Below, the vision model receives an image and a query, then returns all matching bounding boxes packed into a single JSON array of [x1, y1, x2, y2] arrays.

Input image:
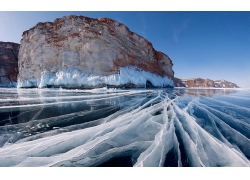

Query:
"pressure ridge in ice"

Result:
[[17, 66, 174, 88], [0, 88, 249, 167]]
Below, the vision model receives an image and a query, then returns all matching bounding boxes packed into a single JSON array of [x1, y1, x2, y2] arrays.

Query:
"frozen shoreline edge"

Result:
[[17, 66, 174, 89]]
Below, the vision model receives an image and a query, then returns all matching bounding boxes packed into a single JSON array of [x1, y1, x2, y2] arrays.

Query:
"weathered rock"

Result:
[[173, 77, 186, 87], [18, 15, 174, 88], [174, 78, 239, 88], [214, 80, 239, 88], [0, 42, 19, 87]]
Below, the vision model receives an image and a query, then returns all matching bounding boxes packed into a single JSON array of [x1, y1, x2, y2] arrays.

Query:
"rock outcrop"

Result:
[[214, 80, 239, 88], [18, 15, 174, 88], [0, 42, 19, 87], [174, 78, 239, 88]]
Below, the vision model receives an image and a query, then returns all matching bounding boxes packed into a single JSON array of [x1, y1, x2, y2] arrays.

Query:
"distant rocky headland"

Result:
[[174, 78, 239, 88], [0, 15, 240, 89]]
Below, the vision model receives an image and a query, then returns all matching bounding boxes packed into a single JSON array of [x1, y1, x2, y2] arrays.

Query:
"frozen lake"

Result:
[[0, 87, 249, 167]]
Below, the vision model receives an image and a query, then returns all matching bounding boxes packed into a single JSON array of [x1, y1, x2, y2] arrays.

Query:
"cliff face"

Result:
[[174, 78, 239, 88], [18, 15, 174, 88], [0, 42, 19, 87]]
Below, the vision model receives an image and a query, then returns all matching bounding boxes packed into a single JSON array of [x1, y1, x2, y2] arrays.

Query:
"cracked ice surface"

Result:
[[0, 87, 249, 167]]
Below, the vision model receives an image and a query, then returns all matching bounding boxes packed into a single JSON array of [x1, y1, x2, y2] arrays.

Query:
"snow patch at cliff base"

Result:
[[17, 66, 174, 88]]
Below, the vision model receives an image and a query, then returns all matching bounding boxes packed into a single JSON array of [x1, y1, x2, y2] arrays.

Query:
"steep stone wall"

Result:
[[0, 42, 19, 86], [18, 15, 174, 88]]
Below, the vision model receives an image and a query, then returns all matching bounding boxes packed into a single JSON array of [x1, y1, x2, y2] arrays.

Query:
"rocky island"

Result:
[[174, 78, 239, 88]]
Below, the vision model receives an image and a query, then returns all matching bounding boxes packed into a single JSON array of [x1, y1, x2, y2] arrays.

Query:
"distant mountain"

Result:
[[0, 41, 19, 87], [174, 78, 239, 88]]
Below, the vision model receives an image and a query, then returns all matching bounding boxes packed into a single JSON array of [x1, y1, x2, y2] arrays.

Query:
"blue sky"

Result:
[[0, 11, 249, 87]]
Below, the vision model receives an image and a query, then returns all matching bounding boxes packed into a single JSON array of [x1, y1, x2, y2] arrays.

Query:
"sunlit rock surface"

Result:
[[0, 88, 249, 167], [0, 42, 19, 87], [174, 78, 239, 88], [18, 15, 174, 88], [214, 79, 239, 88]]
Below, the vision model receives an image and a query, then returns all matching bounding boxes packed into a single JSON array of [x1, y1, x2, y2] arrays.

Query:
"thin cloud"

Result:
[[173, 19, 189, 42]]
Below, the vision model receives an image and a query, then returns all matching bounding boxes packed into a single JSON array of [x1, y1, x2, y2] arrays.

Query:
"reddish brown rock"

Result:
[[0, 42, 19, 86], [173, 78, 186, 87], [18, 15, 174, 88], [174, 78, 239, 88], [214, 80, 239, 88]]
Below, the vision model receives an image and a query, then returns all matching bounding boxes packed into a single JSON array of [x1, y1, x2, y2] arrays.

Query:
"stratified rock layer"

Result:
[[174, 78, 239, 88], [18, 15, 174, 88], [0, 42, 19, 87]]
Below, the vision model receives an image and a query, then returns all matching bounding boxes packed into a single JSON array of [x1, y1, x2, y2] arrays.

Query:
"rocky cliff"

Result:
[[214, 80, 239, 88], [0, 42, 19, 87], [174, 78, 239, 88], [18, 15, 174, 88]]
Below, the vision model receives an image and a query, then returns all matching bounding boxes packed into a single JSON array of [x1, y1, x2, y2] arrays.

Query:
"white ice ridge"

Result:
[[17, 66, 174, 88]]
